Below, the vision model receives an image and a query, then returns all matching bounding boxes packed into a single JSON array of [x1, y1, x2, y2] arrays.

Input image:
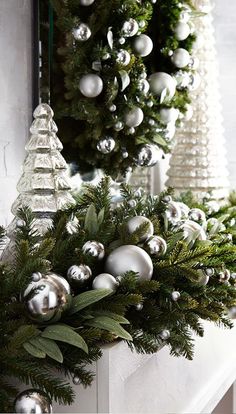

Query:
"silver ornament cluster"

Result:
[[14, 389, 52, 414], [82, 240, 105, 259]]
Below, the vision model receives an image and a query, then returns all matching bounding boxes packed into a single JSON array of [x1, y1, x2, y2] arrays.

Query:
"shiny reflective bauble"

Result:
[[72, 376, 80, 385], [197, 270, 209, 286], [160, 329, 170, 340], [92, 273, 118, 291], [188, 208, 206, 224], [138, 79, 150, 94], [219, 269, 231, 283], [79, 74, 103, 98], [165, 201, 182, 225], [149, 72, 176, 100], [206, 218, 226, 233], [114, 121, 124, 131], [133, 34, 153, 57], [181, 220, 207, 242], [171, 48, 190, 68], [67, 264, 92, 287], [32, 272, 42, 282], [24, 273, 71, 322], [72, 23, 91, 41], [159, 108, 179, 124], [109, 104, 116, 112], [127, 199, 137, 208], [136, 303, 144, 311], [79, 0, 95, 5], [175, 202, 190, 219], [97, 137, 116, 154], [205, 200, 220, 214], [125, 107, 144, 128], [171, 291, 181, 301], [14, 389, 52, 413], [122, 18, 139, 37], [174, 22, 190, 40], [135, 144, 162, 167], [205, 268, 215, 277], [116, 49, 131, 66], [82, 240, 105, 259], [126, 216, 154, 242], [105, 245, 153, 281], [146, 236, 167, 256]]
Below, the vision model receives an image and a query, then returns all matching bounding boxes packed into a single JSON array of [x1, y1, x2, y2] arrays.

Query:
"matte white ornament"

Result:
[[92, 273, 118, 290], [133, 34, 153, 57], [171, 48, 190, 68], [126, 216, 154, 242], [149, 72, 176, 100], [174, 22, 190, 40], [160, 108, 179, 124], [79, 74, 103, 97], [125, 107, 144, 127], [105, 245, 153, 281]]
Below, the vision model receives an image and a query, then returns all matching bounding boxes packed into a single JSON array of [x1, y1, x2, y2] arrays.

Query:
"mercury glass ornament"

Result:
[[219, 269, 231, 283], [160, 329, 170, 340], [197, 270, 209, 286], [146, 236, 167, 256], [171, 291, 181, 301], [171, 48, 190, 68], [149, 72, 176, 100], [66, 216, 79, 234], [79, 74, 103, 98], [138, 79, 150, 94], [135, 144, 162, 167], [159, 108, 179, 124], [23, 273, 71, 322], [92, 273, 118, 291], [181, 220, 207, 242], [188, 208, 206, 224], [14, 389, 52, 414], [116, 49, 131, 66], [72, 23, 91, 41], [165, 201, 182, 225], [105, 245, 153, 281], [82, 240, 105, 259], [174, 22, 190, 40], [125, 107, 144, 128], [126, 216, 154, 242], [122, 18, 139, 37], [79, 0, 95, 5], [133, 34, 153, 57], [97, 137, 116, 154], [67, 264, 92, 287]]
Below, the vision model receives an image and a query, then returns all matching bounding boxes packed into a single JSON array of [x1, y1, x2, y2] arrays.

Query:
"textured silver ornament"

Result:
[[92, 273, 118, 291], [133, 34, 153, 57], [116, 49, 131, 66], [160, 329, 170, 340], [159, 108, 179, 124], [79, 0, 95, 5], [105, 245, 153, 281], [174, 22, 190, 40], [66, 216, 79, 234], [165, 201, 182, 225], [79, 74, 103, 97], [82, 240, 105, 259], [23, 273, 71, 322], [97, 137, 116, 154], [171, 291, 181, 301], [125, 107, 144, 128], [219, 269, 231, 283], [14, 389, 52, 414], [146, 236, 167, 256], [188, 208, 206, 224], [67, 264, 92, 287], [122, 18, 139, 37], [181, 220, 207, 242], [171, 48, 190, 68], [149, 72, 176, 100], [135, 144, 162, 167], [72, 23, 91, 41], [126, 216, 154, 242], [197, 270, 209, 286]]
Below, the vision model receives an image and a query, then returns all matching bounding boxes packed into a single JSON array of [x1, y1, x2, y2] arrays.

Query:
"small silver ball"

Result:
[[127, 199, 137, 208], [122, 149, 129, 158], [135, 144, 163, 167], [171, 291, 181, 301], [219, 269, 231, 283], [82, 240, 105, 260], [92, 273, 118, 291], [32, 272, 42, 282], [116, 49, 131, 66], [72, 376, 80, 385], [148, 118, 155, 126], [139, 20, 146, 28], [16, 219, 25, 228], [79, 0, 95, 5], [146, 236, 167, 256], [119, 37, 126, 45], [97, 137, 116, 154], [114, 121, 124, 131], [109, 104, 116, 112], [138, 79, 150, 94], [188, 208, 206, 224], [72, 23, 91, 41], [67, 264, 92, 287], [122, 18, 139, 37], [147, 100, 154, 108], [128, 127, 135, 134], [205, 268, 215, 277], [160, 329, 170, 340], [136, 303, 143, 311]]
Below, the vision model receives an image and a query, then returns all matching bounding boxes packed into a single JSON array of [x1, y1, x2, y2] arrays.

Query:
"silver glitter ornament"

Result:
[[135, 144, 162, 167], [72, 376, 80, 385], [171, 48, 190, 68], [149, 72, 176, 100], [92, 273, 118, 291], [122, 18, 139, 37], [105, 245, 153, 281], [188, 208, 206, 224], [125, 107, 144, 128], [23, 273, 71, 322], [116, 49, 131, 66], [146, 236, 167, 256], [219, 269, 231, 283], [160, 329, 170, 340], [66, 216, 79, 235], [67, 264, 92, 287], [97, 137, 115, 154], [171, 291, 181, 301], [165, 201, 182, 225], [14, 389, 52, 414], [197, 270, 209, 286], [133, 34, 153, 57], [79, 0, 95, 5], [79, 74, 103, 98], [126, 216, 154, 242], [82, 240, 105, 259], [72, 23, 91, 41], [181, 220, 207, 242]]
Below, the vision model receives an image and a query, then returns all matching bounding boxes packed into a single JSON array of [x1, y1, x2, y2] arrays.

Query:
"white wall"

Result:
[[0, 0, 32, 226]]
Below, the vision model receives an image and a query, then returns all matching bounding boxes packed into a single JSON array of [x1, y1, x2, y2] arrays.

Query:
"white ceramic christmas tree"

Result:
[[166, 0, 229, 200]]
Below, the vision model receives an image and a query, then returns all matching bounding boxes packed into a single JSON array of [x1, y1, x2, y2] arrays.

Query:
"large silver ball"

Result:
[[125, 107, 144, 128], [92, 273, 118, 291], [79, 0, 95, 5], [72, 23, 91, 41], [126, 216, 154, 242], [67, 264, 92, 287], [82, 240, 105, 259], [159, 108, 179, 124], [171, 48, 190, 68], [116, 49, 131, 66], [23, 273, 71, 322], [174, 22, 190, 40], [97, 137, 115, 154], [14, 389, 52, 413], [135, 144, 162, 167], [149, 72, 176, 100], [122, 18, 139, 37], [146, 236, 167, 256], [133, 34, 153, 57], [105, 245, 153, 281], [79, 74, 103, 98]]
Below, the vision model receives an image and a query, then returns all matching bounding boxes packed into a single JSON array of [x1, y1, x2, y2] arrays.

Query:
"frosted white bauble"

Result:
[[133, 34, 153, 57], [149, 72, 176, 100], [171, 48, 190, 68], [125, 107, 144, 127], [174, 22, 190, 41], [79, 74, 103, 98], [160, 108, 179, 124]]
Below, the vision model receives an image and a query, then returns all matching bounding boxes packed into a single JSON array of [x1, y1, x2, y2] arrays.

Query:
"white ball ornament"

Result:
[[79, 0, 95, 5], [174, 22, 190, 40], [133, 34, 153, 57], [159, 108, 179, 124], [149, 72, 177, 100], [125, 107, 144, 128], [92, 273, 118, 291], [171, 48, 190, 68], [105, 245, 153, 281], [79, 74, 103, 98], [126, 216, 154, 242]]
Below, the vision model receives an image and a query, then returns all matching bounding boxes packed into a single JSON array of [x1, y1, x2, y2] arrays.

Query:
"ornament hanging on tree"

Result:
[[125, 107, 144, 128], [188, 208, 206, 224], [159, 108, 179, 124], [171, 291, 181, 301], [146, 236, 167, 256], [126, 216, 154, 242], [82, 240, 105, 259], [197, 270, 209, 286], [72, 23, 91, 41], [122, 18, 139, 37], [67, 264, 92, 287], [116, 50, 131, 66], [219, 269, 231, 283], [135, 144, 162, 167], [164, 201, 182, 225], [138, 79, 150, 94], [79, 74, 103, 97], [92, 273, 118, 290], [79, 0, 95, 5], [149, 72, 177, 100], [14, 389, 52, 414], [97, 137, 116, 154], [160, 329, 170, 340], [174, 22, 191, 40], [66, 216, 79, 235], [133, 34, 153, 57], [171, 48, 190, 68], [181, 220, 207, 242]]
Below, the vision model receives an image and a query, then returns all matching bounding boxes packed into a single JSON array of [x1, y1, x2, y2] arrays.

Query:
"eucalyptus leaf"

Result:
[[86, 316, 132, 341], [92, 311, 130, 324], [98, 208, 105, 226], [23, 342, 46, 359], [70, 289, 113, 314], [29, 336, 63, 363], [84, 204, 98, 236], [152, 134, 167, 147], [42, 324, 88, 354]]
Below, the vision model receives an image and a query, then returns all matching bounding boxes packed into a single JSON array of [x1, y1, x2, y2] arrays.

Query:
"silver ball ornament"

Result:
[[116, 49, 131, 66], [105, 245, 153, 281], [171, 48, 190, 68], [174, 22, 190, 40], [171, 291, 181, 301], [188, 208, 206, 224], [114, 121, 124, 131], [126, 216, 154, 242], [122, 18, 139, 37], [133, 34, 153, 57], [97, 137, 116, 154], [79, 74, 103, 98], [119, 37, 126, 45], [127, 199, 137, 208], [160, 329, 170, 340], [146, 236, 167, 256], [128, 127, 135, 135], [92, 273, 118, 291], [82, 240, 105, 259], [205, 268, 215, 277], [79, 0, 95, 5], [72, 23, 91, 41], [72, 376, 80, 385], [67, 264, 92, 287], [188, 73, 201, 91], [149, 72, 177, 100], [32, 272, 42, 282], [165, 201, 182, 225], [219, 269, 231, 283], [109, 104, 116, 112], [136, 303, 144, 311], [125, 107, 144, 128], [159, 108, 179, 124], [135, 144, 162, 167], [14, 389, 52, 414], [181, 220, 207, 242], [197, 270, 209, 286], [138, 79, 150, 94]]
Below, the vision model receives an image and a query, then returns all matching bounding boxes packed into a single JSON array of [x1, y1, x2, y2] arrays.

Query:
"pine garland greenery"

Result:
[[40, 0, 197, 177], [1, 178, 236, 411]]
